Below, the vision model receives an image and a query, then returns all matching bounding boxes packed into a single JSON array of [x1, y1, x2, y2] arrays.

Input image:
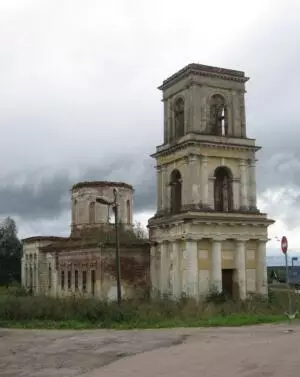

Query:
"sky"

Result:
[[0, 0, 300, 255]]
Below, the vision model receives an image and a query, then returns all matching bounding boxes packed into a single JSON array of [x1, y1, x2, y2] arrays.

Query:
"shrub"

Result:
[[0, 286, 297, 327]]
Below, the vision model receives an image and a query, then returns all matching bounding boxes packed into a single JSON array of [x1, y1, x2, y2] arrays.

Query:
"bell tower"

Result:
[[148, 63, 274, 300]]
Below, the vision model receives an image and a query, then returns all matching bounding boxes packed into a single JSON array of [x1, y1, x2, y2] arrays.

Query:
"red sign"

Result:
[[281, 236, 288, 254]]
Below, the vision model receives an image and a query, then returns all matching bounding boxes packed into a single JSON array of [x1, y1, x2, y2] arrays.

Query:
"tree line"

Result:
[[0, 217, 22, 286]]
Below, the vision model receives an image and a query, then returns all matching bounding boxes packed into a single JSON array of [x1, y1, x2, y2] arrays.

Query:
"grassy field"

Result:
[[0, 285, 298, 329]]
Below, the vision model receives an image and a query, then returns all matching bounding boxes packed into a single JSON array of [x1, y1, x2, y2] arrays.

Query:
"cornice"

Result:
[[152, 234, 268, 244], [162, 80, 247, 101], [159, 64, 248, 91], [152, 139, 260, 160], [148, 212, 275, 228]]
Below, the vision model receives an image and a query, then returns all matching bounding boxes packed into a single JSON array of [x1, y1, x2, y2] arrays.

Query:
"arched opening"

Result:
[[48, 265, 52, 290], [174, 97, 185, 139], [61, 270, 65, 290], [108, 205, 116, 224], [214, 166, 233, 212], [25, 265, 28, 287], [29, 266, 33, 291], [170, 169, 182, 214], [126, 199, 131, 224], [210, 95, 228, 136], [89, 202, 95, 224]]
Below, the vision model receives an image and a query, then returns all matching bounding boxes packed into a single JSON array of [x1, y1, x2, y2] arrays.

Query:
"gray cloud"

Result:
[[0, 154, 156, 222], [1, 0, 300, 236]]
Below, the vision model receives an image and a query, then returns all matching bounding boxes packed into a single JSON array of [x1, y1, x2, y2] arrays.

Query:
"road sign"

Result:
[[281, 236, 288, 254]]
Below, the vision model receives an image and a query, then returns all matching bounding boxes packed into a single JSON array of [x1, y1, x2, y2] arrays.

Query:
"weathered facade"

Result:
[[148, 63, 274, 300], [21, 181, 150, 299]]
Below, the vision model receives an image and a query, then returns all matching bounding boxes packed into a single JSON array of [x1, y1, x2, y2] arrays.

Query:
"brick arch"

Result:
[[170, 169, 182, 214]]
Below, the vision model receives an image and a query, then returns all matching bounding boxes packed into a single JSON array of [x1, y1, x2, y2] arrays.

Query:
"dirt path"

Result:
[[0, 324, 299, 376]]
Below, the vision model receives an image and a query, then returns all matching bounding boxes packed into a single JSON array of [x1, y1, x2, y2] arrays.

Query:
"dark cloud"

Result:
[[0, 154, 156, 221], [1, 1, 300, 238]]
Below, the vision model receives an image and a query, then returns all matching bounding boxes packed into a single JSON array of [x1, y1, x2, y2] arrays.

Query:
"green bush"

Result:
[[0, 286, 297, 328]]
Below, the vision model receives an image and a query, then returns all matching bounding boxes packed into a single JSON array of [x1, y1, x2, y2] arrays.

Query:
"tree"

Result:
[[0, 217, 22, 286], [133, 221, 148, 240]]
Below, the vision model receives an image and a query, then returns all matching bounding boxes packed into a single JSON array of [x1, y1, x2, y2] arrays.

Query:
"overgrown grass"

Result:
[[0, 287, 298, 329]]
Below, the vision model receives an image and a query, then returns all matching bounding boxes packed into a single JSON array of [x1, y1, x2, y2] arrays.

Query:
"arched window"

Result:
[[48, 264, 52, 289], [126, 200, 131, 224], [170, 169, 182, 214], [174, 97, 185, 139], [61, 270, 65, 290], [89, 202, 95, 224], [214, 166, 233, 212], [25, 265, 28, 287], [210, 95, 228, 136], [29, 266, 33, 290], [72, 199, 77, 225]]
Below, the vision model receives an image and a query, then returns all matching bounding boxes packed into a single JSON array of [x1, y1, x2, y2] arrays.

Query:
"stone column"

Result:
[[189, 154, 200, 208], [171, 241, 181, 298], [239, 159, 248, 210], [200, 156, 209, 208], [150, 244, 158, 296], [186, 239, 199, 297], [232, 178, 240, 210], [236, 240, 246, 300], [211, 240, 222, 292], [256, 240, 268, 295], [160, 242, 170, 295], [156, 166, 163, 212], [248, 159, 257, 211]]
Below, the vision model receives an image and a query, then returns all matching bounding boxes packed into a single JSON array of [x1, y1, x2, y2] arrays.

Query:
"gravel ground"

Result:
[[0, 323, 299, 377]]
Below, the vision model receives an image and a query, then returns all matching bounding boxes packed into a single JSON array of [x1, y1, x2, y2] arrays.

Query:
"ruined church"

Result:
[[21, 63, 274, 300]]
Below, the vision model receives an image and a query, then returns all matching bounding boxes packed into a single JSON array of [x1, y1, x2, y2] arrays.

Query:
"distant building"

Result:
[[21, 181, 150, 299]]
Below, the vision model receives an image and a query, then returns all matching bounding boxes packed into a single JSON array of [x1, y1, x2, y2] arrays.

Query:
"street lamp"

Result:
[[95, 188, 121, 305]]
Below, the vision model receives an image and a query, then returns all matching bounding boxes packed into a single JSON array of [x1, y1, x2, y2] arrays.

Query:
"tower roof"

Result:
[[159, 63, 249, 90], [71, 181, 133, 192]]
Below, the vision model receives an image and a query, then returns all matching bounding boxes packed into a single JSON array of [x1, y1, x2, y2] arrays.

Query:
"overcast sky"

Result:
[[1, 0, 300, 254]]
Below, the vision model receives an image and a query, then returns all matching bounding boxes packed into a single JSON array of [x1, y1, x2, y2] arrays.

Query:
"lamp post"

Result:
[[95, 188, 121, 305]]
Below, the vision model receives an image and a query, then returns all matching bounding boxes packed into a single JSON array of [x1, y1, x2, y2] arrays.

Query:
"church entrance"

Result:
[[222, 269, 234, 298]]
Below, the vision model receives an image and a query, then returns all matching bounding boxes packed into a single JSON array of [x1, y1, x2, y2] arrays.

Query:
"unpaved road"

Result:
[[0, 324, 300, 376]]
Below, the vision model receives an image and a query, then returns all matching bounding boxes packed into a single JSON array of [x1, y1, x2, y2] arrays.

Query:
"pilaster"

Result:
[[256, 239, 268, 295], [211, 239, 222, 292], [200, 156, 209, 208], [186, 239, 199, 297], [208, 176, 215, 210], [156, 166, 163, 211], [160, 242, 170, 295], [248, 159, 257, 211], [236, 239, 246, 299], [171, 241, 181, 298], [150, 244, 159, 295], [162, 167, 169, 212], [232, 178, 240, 210], [239, 159, 248, 210], [189, 154, 201, 207]]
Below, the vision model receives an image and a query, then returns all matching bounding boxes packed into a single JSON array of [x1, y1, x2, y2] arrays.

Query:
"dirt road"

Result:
[[0, 324, 299, 376]]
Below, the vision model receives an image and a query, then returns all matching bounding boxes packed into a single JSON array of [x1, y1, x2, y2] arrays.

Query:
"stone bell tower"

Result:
[[148, 63, 274, 300]]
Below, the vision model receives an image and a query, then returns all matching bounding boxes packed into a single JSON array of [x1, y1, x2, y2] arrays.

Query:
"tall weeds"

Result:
[[0, 288, 297, 326]]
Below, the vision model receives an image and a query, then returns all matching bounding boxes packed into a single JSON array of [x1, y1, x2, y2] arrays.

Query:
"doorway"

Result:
[[222, 269, 234, 298]]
